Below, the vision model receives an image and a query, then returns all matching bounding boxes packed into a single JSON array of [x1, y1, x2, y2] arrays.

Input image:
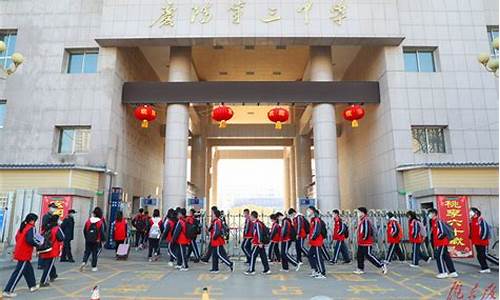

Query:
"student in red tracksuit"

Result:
[[470, 207, 499, 273], [161, 208, 177, 266], [209, 209, 234, 273], [307, 206, 326, 279], [354, 207, 387, 275], [330, 209, 351, 264], [186, 209, 201, 262], [383, 212, 405, 263], [289, 208, 309, 263], [245, 211, 271, 275], [112, 211, 128, 254], [268, 214, 281, 263], [80, 207, 106, 272], [278, 212, 300, 272], [241, 209, 253, 264], [406, 211, 430, 267], [428, 208, 458, 279], [39, 215, 65, 287], [172, 208, 190, 271], [3, 214, 41, 298]]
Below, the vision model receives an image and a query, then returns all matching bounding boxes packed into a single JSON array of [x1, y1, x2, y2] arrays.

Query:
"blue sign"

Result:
[[105, 187, 123, 249]]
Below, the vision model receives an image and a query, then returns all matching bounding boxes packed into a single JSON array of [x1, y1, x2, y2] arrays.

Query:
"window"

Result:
[[0, 100, 5, 128], [487, 26, 499, 56], [66, 49, 98, 74], [58, 126, 91, 154], [412, 126, 446, 154], [403, 48, 437, 72], [0, 31, 17, 69]]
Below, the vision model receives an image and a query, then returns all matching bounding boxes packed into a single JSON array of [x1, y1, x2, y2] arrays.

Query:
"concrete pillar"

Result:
[[204, 146, 212, 212], [294, 135, 312, 199], [210, 153, 219, 210], [289, 146, 297, 209], [163, 47, 191, 209], [190, 135, 207, 198], [283, 152, 291, 210], [310, 46, 340, 211]]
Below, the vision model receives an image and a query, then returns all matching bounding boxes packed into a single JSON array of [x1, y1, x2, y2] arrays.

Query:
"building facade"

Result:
[[0, 0, 498, 247]]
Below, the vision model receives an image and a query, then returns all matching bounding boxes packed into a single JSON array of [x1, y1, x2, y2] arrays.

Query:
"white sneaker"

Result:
[[309, 271, 319, 277], [168, 262, 174, 267], [244, 271, 256, 276], [209, 270, 220, 274], [382, 264, 388, 275], [180, 268, 189, 272], [436, 273, 448, 279], [2, 291, 17, 298], [314, 274, 326, 279], [30, 284, 40, 292], [353, 269, 365, 275], [426, 257, 432, 263], [409, 264, 420, 268], [448, 272, 458, 278], [480, 269, 491, 274], [295, 263, 301, 272], [175, 265, 182, 269], [262, 270, 272, 275], [79, 262, 86, 271], [91, 267, 98, 272], [280, 269, 289, 272]]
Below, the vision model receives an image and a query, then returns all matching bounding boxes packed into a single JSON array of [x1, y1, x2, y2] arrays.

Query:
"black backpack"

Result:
[[37, 230, 53, 254], [86, 222, 99, 242], [194, 219, 202, 235], [186, 222, 197, 240], [342, 222, 349, 238], [302, 216, 310, 234], [135, 217, 147, 232], [286, 218, 297, 241], [260, 222, 271, 244], [320, 219, 328, 238]]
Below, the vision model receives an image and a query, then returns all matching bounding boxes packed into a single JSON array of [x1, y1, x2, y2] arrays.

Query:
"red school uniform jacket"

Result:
[[408, 219, 424, 244], [308, 217, 324, 247], [113, 219, 127, 241], [13, 223, 36, 262], [431, 218, 449, 247], [270, 221, 281, 243], [470, 216, 489, 246], [357, 216, 374, 246], [210, 218, 225, 247], [173, 217, 191, 245], [40, 226, 65, 259], [281, 218, 294, 242], [332, 216, 346, 241], [252, 220, 266, 245], [386, 219, 403, 244]]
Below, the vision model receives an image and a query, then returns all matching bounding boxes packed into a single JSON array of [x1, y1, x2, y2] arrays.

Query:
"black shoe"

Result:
[[68, 259, 75, 263], [60, 259, 68, 262], [49, 275, 58, 282], [40, 282, 50, 288], [193, 259, 200, 263]]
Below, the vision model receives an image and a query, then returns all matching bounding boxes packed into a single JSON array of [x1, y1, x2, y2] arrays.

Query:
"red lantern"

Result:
[[211, 104, 234, 128], [268, 107, 289, 129], [343, 104, 365, 128], [134, 104, 157, 128]]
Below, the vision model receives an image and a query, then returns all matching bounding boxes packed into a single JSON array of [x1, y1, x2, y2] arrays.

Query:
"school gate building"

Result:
[[0, 1, 499, 250]]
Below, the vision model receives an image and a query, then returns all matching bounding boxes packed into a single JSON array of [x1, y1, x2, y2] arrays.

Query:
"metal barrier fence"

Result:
[[195, 210, 499, 260]]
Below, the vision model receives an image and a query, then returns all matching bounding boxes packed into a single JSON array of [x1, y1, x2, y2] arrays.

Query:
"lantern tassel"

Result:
[[275, 121, 282, 130], [351, 120, 359, 128], [219, 120, 227, 128], [141, 120, 149, 128]]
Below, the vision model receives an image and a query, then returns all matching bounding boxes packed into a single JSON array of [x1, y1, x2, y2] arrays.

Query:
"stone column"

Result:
[[283, 151, 291, 210], [289, 146, 297, 209], [204, 146, 212, 212], [209, 152, 219, 210], [294, 135, 312, 200], [163, 47, 191, 209], [190, 135, 207, 199], [310, 46, 340, 211]]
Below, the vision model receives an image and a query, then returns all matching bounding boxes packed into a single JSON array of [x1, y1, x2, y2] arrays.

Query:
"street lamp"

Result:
[[478, 37, 499, 77], [0, 40, 24, 78]]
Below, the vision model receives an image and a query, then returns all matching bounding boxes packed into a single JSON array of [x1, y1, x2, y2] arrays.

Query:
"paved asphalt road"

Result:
[[0, 248, 498, 300]]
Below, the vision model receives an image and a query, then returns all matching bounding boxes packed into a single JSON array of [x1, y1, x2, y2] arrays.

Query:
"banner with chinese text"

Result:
[[436, 195, 473, 258], [41, 195, 73, 221]]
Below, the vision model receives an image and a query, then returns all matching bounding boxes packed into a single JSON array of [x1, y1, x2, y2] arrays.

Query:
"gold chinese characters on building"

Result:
[[150, 0, 348, 28]]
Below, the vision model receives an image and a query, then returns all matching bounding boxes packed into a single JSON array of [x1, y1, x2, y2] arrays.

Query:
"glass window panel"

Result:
[[489, 28, 499, 56], [83, 52, 98, 73], [0, 102, 6, 128], [68, 53, 84, 73], [412, 127, 427, 153], [426, 128, 446, 153], [418, 51, 436, 72], [6, 34, 16, 56], [59, 129, 75, 153], [74, 129, 91, 152], [404, 52, 419, 72]]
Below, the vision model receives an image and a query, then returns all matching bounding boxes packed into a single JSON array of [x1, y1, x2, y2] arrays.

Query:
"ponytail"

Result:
[[20, 213, 38, 232]]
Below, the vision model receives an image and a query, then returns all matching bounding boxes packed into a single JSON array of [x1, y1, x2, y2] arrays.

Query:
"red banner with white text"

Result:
[[436, 195, 473, 258]]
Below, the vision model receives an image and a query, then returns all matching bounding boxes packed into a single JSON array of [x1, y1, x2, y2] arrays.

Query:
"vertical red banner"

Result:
[[41, 195, 73, 221], [436, 195, 473, 258]]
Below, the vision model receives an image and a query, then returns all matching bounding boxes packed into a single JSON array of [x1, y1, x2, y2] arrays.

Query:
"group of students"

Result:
[[3, 203, 499, 298]]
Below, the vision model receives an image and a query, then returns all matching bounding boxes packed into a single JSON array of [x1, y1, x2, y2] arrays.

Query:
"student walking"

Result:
[[186, 208, 201, 262], [268, 214, 281, 263], [241, 209, 253, 264], [470, 207, 499, 273], [289, 208, 309, 263], [428, 208, 458, 279], [38, 203, 57, 270], [306, 206, 326, 279], [330, 209, 351, 264], [39, 215, 65, 287], [172, 208, 190, 271], [60, 209, 76, 263], [2, 214, 41, 298], [148, 209, 163, 262], [209, 209, 234, 273], [201, 206, 219, 264], [407, 211, 430, 267], [80, 207, 106, 272], [112, 211, 128, 255], [278, 212, 300, 272], [353, 207, 388, 275], [162, 208, 177, 267], [132, 208, 148, 250], [384, 212, 405, 264], [245, 211, 271, 275]]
